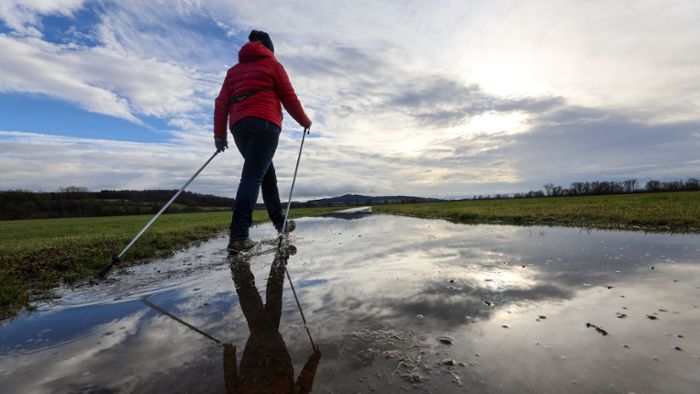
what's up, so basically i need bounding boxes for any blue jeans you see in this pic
[229,117,284,240]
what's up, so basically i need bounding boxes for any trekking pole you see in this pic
[278,127,310,240]
[100,150,221,277]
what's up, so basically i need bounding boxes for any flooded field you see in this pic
[1,210,699,393]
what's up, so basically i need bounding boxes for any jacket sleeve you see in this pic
[214,70,232,139]
[273,61,312,128]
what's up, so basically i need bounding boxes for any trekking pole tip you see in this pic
[111,255,120,264]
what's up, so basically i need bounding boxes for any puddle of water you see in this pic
[1,212,699,393]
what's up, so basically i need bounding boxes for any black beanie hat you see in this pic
[248,30,274,53]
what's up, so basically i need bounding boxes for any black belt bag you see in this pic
[228,86,274,105]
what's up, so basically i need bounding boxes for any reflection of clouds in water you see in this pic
[2,214,700,393]
[0,310,146,394]
[1,281,249,392]
[291,217,576,332]
[285,215,700,392]
[327,277,572,330]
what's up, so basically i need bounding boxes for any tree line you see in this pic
[469,178,699,200]
[3,177,698,220]
[0,188,234,220]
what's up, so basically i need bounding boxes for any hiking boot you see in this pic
[227,238,257,254]
[277,219,296,235]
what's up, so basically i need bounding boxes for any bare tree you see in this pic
[645,180,662,192]
[57,186,90,193]
[543,183,555,197]
[570,182,585,195]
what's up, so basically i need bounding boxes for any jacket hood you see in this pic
[238,41,274,63]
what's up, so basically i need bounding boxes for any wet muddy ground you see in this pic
[1,210,699,393]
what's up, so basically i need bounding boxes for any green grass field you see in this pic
[0,207,338,320]
[374,191,700,231]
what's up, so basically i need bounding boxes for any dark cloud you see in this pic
[504,107,700,185]
[382,76,565,127]
[387,79,490,108]
[282,45,385,80]
[494,96,565,114]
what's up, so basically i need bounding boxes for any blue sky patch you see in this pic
[39,3,103,47]
[0,93,170,142]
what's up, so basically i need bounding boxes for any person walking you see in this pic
[214,30,312,253]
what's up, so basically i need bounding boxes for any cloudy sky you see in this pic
[0,0,698,199]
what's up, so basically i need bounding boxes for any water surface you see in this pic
[1,211,699,393]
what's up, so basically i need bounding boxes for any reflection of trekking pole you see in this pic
[141,296,223,344]
[275,127,318,351]
[100,151,221,277]
[284,265,317,350]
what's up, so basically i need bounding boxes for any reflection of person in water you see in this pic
[224,251,320,393]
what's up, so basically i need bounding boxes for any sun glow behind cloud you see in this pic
[471,59,549,98]
[461,112,531,136]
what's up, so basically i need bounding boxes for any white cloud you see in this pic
[0,1,699,198]
[92,0,231,72]
[0,34,212,122]
[0,35,136,122]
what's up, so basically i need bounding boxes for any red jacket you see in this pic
[214,42,311,138]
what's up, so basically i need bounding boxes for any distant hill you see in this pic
[0,189,234,220]
[306,194,443,206]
